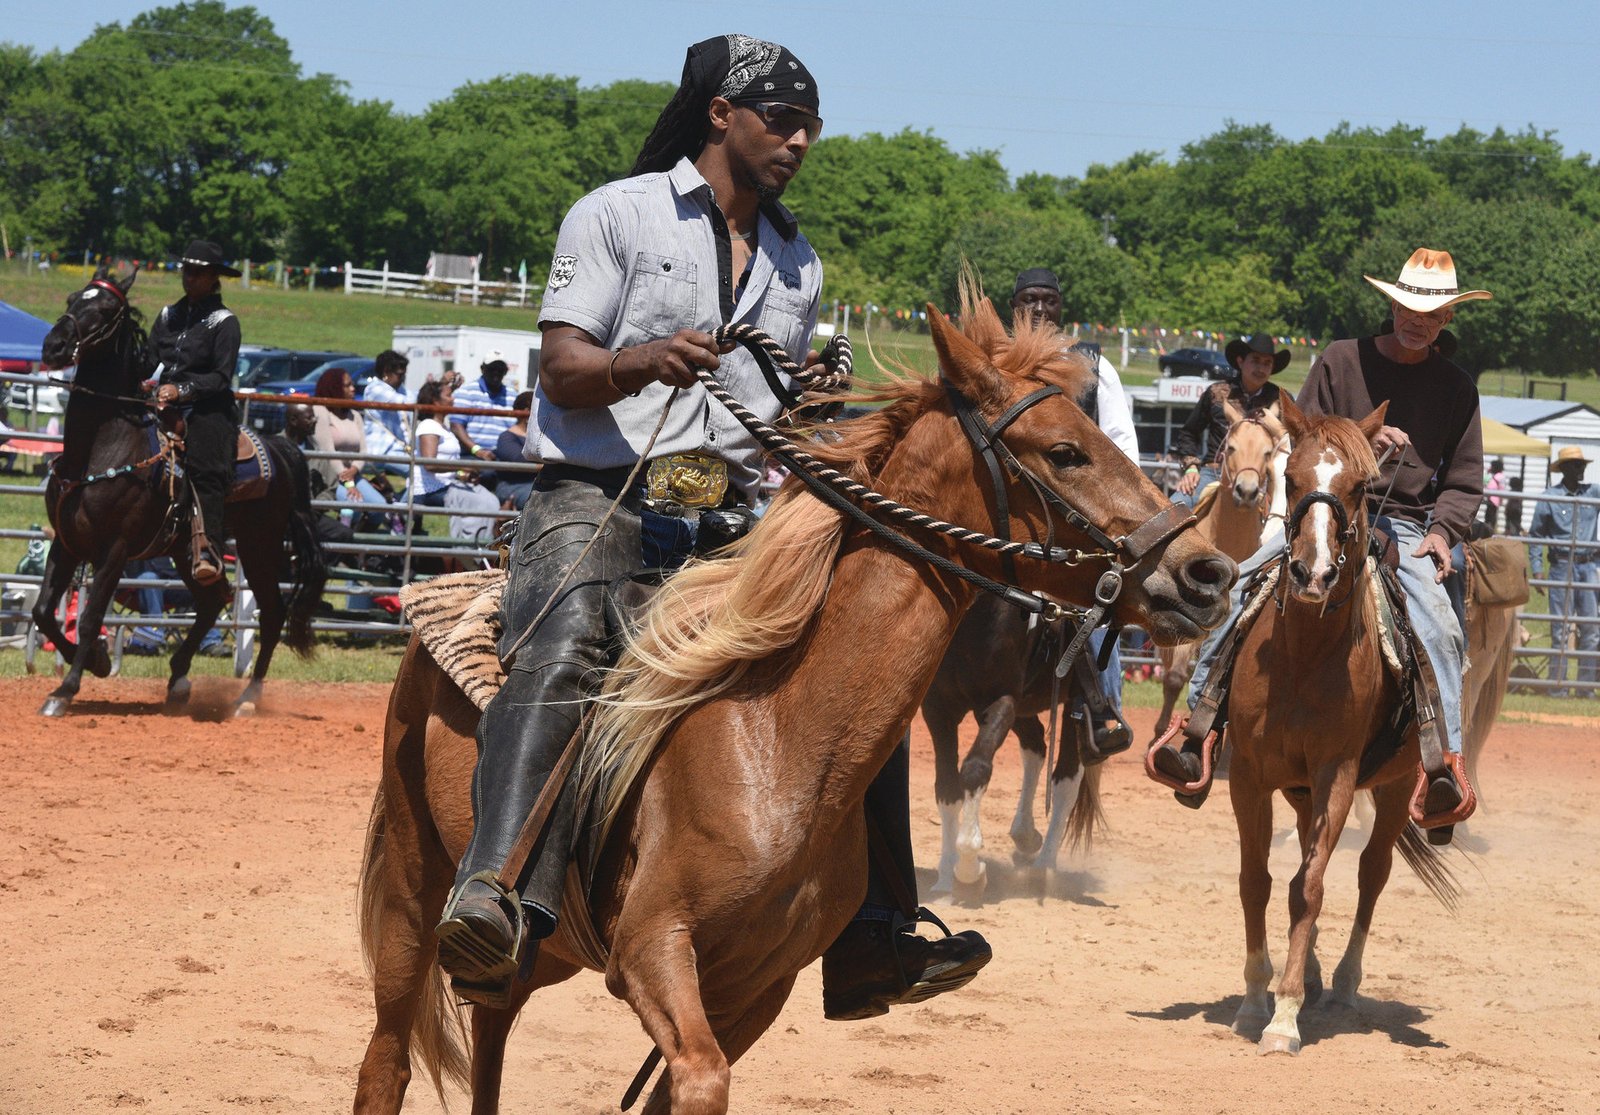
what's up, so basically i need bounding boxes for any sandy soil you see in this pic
[1,676,1595,1114]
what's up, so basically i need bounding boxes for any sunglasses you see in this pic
[745,101,823,143]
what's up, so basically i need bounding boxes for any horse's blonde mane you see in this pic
[583,286,1087,827]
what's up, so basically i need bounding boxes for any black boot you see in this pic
[822,910,992,1021]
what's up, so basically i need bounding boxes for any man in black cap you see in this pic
[434,34,989,1021]
[149,239,242,584]
[1168,333,1287,507]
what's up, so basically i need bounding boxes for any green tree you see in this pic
[1170,253,1299,335]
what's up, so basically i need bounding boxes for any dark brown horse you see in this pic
[354,297,1235,1114]
[923,594,1101,900]
[34,264,325,716]
[1223,395,1457,1055]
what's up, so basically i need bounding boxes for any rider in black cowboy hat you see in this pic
[149,239,243,585]
[1169,332,1288,507]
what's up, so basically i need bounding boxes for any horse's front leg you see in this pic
[1332,777,1412,1008]
[39,544,123,716]
[1031,716,1084,873]
[1009,715,1046,859]
[1229,763,1275,1040]
[925,697,965,896]
[953,694,1017,900]
[1262,764,1357,1055]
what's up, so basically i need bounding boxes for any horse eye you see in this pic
[1048,443,1084,469]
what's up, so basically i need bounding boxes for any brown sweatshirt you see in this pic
[1297,337,1483,547]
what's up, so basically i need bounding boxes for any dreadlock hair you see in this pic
[631,83,713,177]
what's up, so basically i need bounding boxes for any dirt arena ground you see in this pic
[1,676,1595,1114]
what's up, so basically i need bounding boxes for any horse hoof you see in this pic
[1010,830,1044,857]
[233,700,257,719]
[164,678,192,713]
[1257,1032,1301,1056]
[39,696,71,718]
[951,871,987,907]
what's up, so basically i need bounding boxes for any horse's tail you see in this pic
[267,435,326,656]
[1395,822,1462,912]
[357,786,471,1104]
[1065,763,1105,855]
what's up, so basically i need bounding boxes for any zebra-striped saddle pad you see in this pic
[399,568,508,711]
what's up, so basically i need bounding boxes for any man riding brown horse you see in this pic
[1153,247,1489,842]
[433,34,989,1020]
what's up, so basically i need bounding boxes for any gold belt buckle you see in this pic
[646,453,728,510]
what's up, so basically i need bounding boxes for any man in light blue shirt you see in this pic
[450,352,516,463]
[1529,446,1600,692]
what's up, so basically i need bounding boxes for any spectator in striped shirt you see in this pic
[449,351,516,464]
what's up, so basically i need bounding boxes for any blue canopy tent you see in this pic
[0,301,52,363]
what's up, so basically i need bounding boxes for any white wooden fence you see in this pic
[342,260,541,307]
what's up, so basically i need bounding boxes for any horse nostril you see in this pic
[1320,567,1339,590]
[1288,560,1311,586]
[1183,554,1234,589]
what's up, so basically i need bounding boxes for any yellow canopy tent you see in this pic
[1481,417,1548,457]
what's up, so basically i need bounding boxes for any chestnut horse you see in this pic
[1154,401,1287,733]
[354,299,1235,1114]
[923,596,1102,899]
[1224,396,1458,1056]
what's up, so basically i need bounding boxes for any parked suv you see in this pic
[1158,347,1234,380]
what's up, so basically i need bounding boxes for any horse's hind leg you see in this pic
[952,695,1016,900]
[1009,716,1046,859]
[164,563,229,713]
[1030,717,1085,873]
[1331,778,1411,1008]
[231,515,287,714]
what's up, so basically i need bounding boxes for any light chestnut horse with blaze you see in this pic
[353,299,1235,1114]
[1154,400,1288,733]
[1223,395,1458,1057]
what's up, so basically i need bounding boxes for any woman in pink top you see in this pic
[310,367,388,530]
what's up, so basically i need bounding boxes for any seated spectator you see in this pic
[0,403,16,473]
[124,556,227,657]
[310,366,390,532]
[412,379,503,545]
[486,390,535,510]
[360,349,413,482]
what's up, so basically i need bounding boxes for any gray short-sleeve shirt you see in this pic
[533,157,822,497]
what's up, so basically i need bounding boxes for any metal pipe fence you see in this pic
[3,371,1597,696]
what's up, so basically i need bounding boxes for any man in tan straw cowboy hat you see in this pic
[1529,445,1600,695]
[1166,247,1490,842]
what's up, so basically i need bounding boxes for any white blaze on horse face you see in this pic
[1306,449,1345,585]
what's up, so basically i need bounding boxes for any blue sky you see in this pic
[10,0,1600,178]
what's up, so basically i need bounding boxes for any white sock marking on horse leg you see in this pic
[933,799,961,894]
[1260,993,1304,1054]
[1232,946,1275,1036]
[1033,768,1085,872]
[1332,925,1368,1006]
[1010,747,1044,850]
[954,786,987,886]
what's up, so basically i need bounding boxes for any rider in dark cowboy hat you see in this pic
[149,239,242,586]
[434,33,990,1020]
[1169,333,1288,507]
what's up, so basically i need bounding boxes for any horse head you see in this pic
[41,262,142,375]
[1278,394,1387,604]
[1218,400,1283,512]
[920,294,1235,645]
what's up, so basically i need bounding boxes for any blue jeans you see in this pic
[336,477,389,532]
[1086,628,1125,721]
[640,507,699,571]
[1545,561,1599,686]
[1190,515,1465,755]
[1169,465,1220,509]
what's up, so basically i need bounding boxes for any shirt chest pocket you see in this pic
[625,252,697,337]
[756,285,810,351]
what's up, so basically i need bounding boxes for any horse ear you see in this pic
[1278,393,1309,439]
[117,262,140,294]
[1220,398,1245,427]
[926,302,1004,401]
[1356,401,1390,443]
[1258,405,1286,443]
[93,260,109,281]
